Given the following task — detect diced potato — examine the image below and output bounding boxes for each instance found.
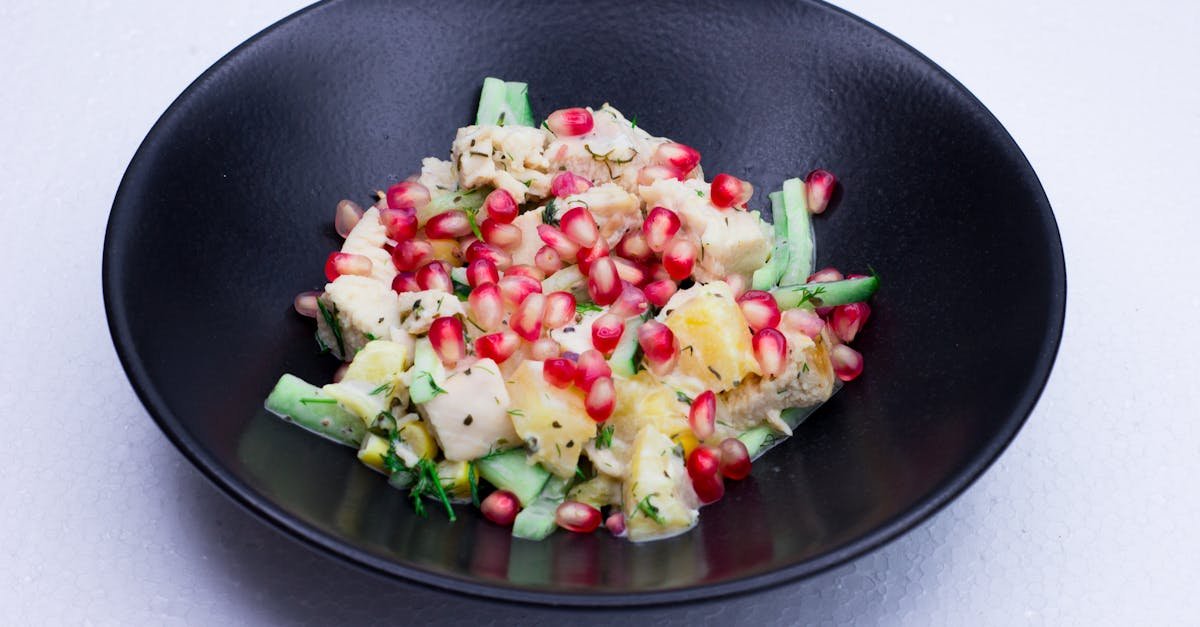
[343,339,410,405]
[436,460,473,502]
[356,432,391,473]
[506,361,595,477]
[568,474,623,509]
[623,425,699,541]
[661,281,760,393]
[396,419,438,462]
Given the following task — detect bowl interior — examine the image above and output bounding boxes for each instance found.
[104,0,1063,605]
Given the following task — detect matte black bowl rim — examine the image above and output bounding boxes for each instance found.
[102,0,1066,607]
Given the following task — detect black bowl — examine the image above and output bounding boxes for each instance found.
[103,0,1064,606]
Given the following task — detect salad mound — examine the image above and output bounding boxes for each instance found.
[267,78,878,542]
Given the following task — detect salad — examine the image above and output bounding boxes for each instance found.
[266,78,878,542]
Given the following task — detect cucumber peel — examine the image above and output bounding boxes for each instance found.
[475,449,551,506]
[475,77,535,127]
[752,190,792,290]
[409,338,446,404]
[771,275,879,310]
[779,178,814,286]
[609,312,650,377]
[512,475,571,541]
[264,374,365,447]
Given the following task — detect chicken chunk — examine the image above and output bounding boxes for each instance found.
[559,183,641,246]
[316,275,401,360]
[719,325,836,432]
[417,157,456,193]
[339,207,398,286]
[545,104,666,193]
[395,290,465,335]
[451,124,553,202]
[417,359,517,461]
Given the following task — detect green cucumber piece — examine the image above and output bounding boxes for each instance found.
[419,188,486,225]
[512,476,571,541]
[609,313,649,377]
[264,374,365,447]
[779,178,814,286]
[409,338,446,404]
[771,275,880,310]
[751,190,792,290]
[541,265,584,294]
[475,449,551,506]
[475,77,535,127]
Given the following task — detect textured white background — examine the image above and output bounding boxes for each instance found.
[2,1,1198,624]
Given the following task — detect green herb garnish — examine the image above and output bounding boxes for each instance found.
[468,461,480,507]
[636,495,665,525]
[415,372,447,398]
[452,278,472,301]
[298,397,338,405]
[411,459,456,521]
[316,299,345,357]
[542,198,560,228]
[788,285,828,308]
[506,409,526,417]
[369,382,392,396]
[595,424,614,449]
[576,301,603,314]
[464,203,484,240]
[675,390,694,405]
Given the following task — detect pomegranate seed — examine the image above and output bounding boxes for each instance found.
[560,206,600,248]
[468,282,504,330]
[737,290,782,332]
[543,358,577,388]
[530,337,560,360]
[505,265,544,282]
[545,107,594,137]
[466,258,500,288]
[587,257,622,306]
[483,188,519,224]
[782,308,825,339]
[585,376,615,421]
[652,142,701,174]
[481,490,521,526]
[465,240,512,270]
[687,446,725,504]
[605,512,626,536]
[293,291,321,318]
[752,327,788,377]
[332,362,348,382]
[610,282,649,318]
[480,218,523,249]
[637,320,679,375]
[324,252,373,281]
[661,238,697,281]
[542,291,577,329]
[718,438,752,480]
[511,292,546,341]
[591,313,625,355]
[574,350,612,391]
[831,344,864,381]
[615,229,653,263]
[689,391,716,441]
[807,267,844,283]
[611,257,646,285]
[555,500,602,533]
[725,273,748,299]
[831,302,871,343]
[642,206,681,252]
[637,164,685,186]
[536,224,581,259]
[386,181,431,210]
[379,207,419,242]
[497,275,542,309]
[534,246,564,274]
[391,239,434,271]
[425,210,473,239]
[551,171,592,198]
[334,200,364,238]
[574,237,610,274]
[416,261,452,293]
[475,331,521,363]
[643,280,678,308]
[429,316,466,366]
[390,271,420,293]
[805,169,837,214]
[710,173,754,209]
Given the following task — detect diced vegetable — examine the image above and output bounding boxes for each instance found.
[752,190,792,290]
[512,476,572,541]
[771,275,880,310]
[475,449,551,506]
[779,178,814,286]
[475,77,535,127]
[264,374,365,447]
[608,312,649,376]
[408,338,446,404]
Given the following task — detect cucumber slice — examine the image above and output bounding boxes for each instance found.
[264,374,365,447]
[475,449,551,506]
[779,178,814,286]
[409,338,446,404]
[751,190,792,290]
[475,77,535,127]
[609,313,649,377]
[419,188,486,226]
[512,476,571,541]
[771,275,880,310]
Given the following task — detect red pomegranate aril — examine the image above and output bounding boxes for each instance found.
[425,210,473,239]
[807,267,844,283]
[642,206,681,253]
[505,264,545,281]
[587,257,622,305]
[555,500,602,533]
[637,164,685,186]
[468,282,504,330]
[574,350,612,391]
[585,376,616,421]
[831,302,871,343]
[687,446,725,503]
[644,279,678,308]
[379,207,419,242]
[591,313,625,355]
[537,224,581,259]
[662,238,697,281]
[689,391,717,440]
[481,218,523,249]
[805,169,837,214]
[390,271,420,293]
[392,239,434,271]
[737,290,782,332]
[534,245,564,274]
[615,230,653,263]
[324,252,373,281]
[652,142,701,174]
[605,512,626,536]
[482,188,519,224]
[475,331,521,363]
[334,199,364,238]
[710,173,754,209]
[725,273,748,299]
[718,438,752,480]
[574,237,609,274]
[293,291,321,317]
[386,181,431,210]
[530,337,560,361]
[416,261,452,293]
[545,107,594,137]
[560,206,600,248]
[511,292,546,341]
[752,327,788,377]
[831,344,864,381]
[782,308,825,339]
[465,240,512,270]
[429,316,466,366]
[637,320,679,375]
[466,258,500,288]
[542,291,577,329]
[551,171,592,198]
[610,282,649,318]
[480,490,521,526]
[543,357,577,388]
[497,274,542,309]
[612,257,646,285]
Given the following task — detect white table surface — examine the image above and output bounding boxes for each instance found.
[3,1,1197,624]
